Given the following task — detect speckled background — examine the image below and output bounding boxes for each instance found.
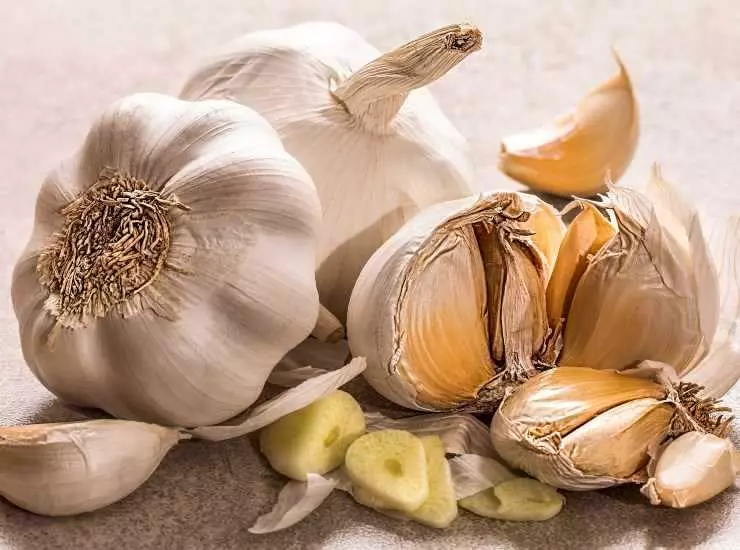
[0,1,738,549]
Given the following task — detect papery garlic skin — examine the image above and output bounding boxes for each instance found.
[181,22,481,322]
[11,93,321,427]
[499,53,639,197]
[641,431,739,508]
[558,184,718,375]
[0,420,180,516]
[348,192,564,412]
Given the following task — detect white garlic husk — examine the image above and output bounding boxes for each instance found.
[347,191,564,412]
[11,93,322,427]
[0,420,181,516]
[181,22,482,322]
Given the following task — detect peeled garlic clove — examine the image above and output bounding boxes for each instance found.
[499,52,639,197]
[561,398,674,479]
[345,429,429,512]
[348,192,564,412]
[642,431,739,508]
[546,203,616,327]
[559,184,715,374]
[259,390,366,480]
[459,477,564,521]
[490,367,671,490]
[0,420,180,516]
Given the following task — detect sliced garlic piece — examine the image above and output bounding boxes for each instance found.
[348,192,564,412]
[546,203,616,327]
[259,390,366,481]
[458,477,564,521]
[641,431,739,508]
[499,53,639,197]
[0,420,180,516]
[345,429,429,512]
[406,436,458,528]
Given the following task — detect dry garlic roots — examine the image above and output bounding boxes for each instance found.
[12,93,322,427]
[500,52,639,197]
[348,191,565,412]
[181,22,481,321]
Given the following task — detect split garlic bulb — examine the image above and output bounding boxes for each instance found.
[181,22,482,321]
[490,366,733,491]
[550,171,720,375]
[11,93,321,427]
[499,53,639,197]
[347,191,565,411]
[0,420,180,516]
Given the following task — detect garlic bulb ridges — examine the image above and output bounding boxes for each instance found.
[499,52,639,197]
[0,420,180,516]
[348,191,564,412]
[181,22,481,322]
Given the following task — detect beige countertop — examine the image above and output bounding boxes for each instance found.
[0,1,738,548]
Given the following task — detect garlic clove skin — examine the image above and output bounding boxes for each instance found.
[499,52,639,197]
[181,22,482,322]
[348,192,563,412]
[559,185,714,375]
[641,431,739,508]
[12,93,322,427]
[0,420,180,516]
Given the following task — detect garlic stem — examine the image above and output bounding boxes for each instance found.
[332,24,482,132]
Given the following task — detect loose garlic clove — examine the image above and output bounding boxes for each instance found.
[348,192,564,412]
[0,420,180,516]
[546,203,616,327]
[642,431,739,508]
[499,53,639,197]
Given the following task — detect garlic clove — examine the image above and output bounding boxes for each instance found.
[561,398,673,479]
[0,420,180,516]
[546,202,616,327]
[498,367,666,438]
[459,477,564,521]
[559,186,709,374]
[406,436,458,528]
[641,431,739,508]
[499,52,639,197]
[522,199,566,278]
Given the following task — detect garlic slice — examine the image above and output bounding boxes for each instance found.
[348,192,564,412]
[641,431,739,508]
[0,420,180,516]
[499,52,639,197]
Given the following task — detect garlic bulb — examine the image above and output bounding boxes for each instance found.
[181,22,482,321]
[0,420,180,516]
[347,191,565,412]
[490,366,733,490]
[641,431,739,508]
[499,53,639,197]
[11,93,321,427]
[552,175,719,375]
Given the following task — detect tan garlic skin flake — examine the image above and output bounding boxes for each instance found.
[12,93,322,427]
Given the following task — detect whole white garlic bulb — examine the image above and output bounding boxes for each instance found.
[181,22,482,321]
[347,191,564,412]
[11,93,321,427]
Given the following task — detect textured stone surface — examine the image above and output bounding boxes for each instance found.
[0,1,738,549]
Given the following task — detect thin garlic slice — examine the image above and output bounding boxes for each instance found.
[0,420,180,516]
[641,431,739,508]
[499,52,638,197]
[348,192,564,412]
